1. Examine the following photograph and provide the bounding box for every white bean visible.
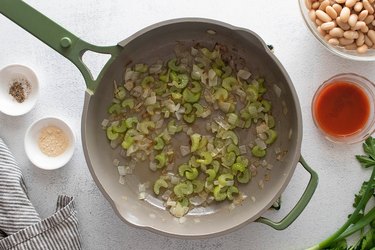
[345,43,357,50]
[332,4,343,15]
[357,44,369,53]
[309,10,317,21]
[336,17,351,30]
[344,30,359,39]
[317,26,327,36]
[340,7,351,22]
[364,15,375,24]
[352,21,366,30]
[367,30,375,44]
[348,14,358,27]
[363,0,374,14]
[312,1,320,9]
[345,0,357,8]
[316,19,324,26]
[329,27,345,37]
[326,6,338,19]
[372,20,375,25]
[316,10,333,22]
[339,37,355,45]
[305,0,312,9]
[321,21,337,30]
[319,0,330,10]
[358,10,369,21]
[370,0,375,3]
[354,2,363,12]
[356,32,365,46]
[365,35,374,47]
[328,38,340,45]
[324,34,333,41]
[335,0,346,3]
[360,24,369,33]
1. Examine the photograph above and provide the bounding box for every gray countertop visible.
[1,0,375,249]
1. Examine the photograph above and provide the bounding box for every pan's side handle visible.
[0,0,122,92]
[256,156,318,230]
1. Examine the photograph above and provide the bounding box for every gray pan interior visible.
[82,18,302,237]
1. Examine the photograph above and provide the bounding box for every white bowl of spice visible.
[25,117,75,170]
[0,64,39,116]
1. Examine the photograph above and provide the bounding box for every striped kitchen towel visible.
[0,138,82,250]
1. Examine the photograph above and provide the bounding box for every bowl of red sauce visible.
[312,73,375,144]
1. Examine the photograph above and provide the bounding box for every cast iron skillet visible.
[0,0,318,238]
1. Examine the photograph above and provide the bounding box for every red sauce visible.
[313,81,370,137]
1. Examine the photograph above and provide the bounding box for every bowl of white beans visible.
[299,0,375,61]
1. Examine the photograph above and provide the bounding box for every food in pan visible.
[102,44,278,217]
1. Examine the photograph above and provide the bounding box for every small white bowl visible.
[25,117,75,170]
[0,64,39,116]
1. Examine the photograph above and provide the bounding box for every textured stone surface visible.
[0,0,374,249]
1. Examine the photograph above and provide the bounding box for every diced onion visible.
[124,69,134,81]
[149,64,162,74]
[180,145,191,157]
[255,138,267,150]
[112,158,120,167]
[144,95,157,106]
[237,69,251,80]
[239,145,247,155]
[101,119,109,128]
[119,175,125,185]
[118,166,126,176]
[149,162,157,171]
[273,84,282,98]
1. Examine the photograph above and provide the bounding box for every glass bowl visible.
[298,0,375,61]
[312,73,375,144]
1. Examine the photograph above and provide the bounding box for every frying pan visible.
[0,0,318,238]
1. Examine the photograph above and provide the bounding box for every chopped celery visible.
[125,117,138,128]
[222,130,239,145]
[192,180,204,193]
[213,186,227,201]
[191,81,202,93]
[138,121,155,134]
[113,120,127,133]
[190,133,202,153]
[231,162,245,174]
[183,88,201,103]
[174,181,193,197]
[265,129,277,145]
[141,76,154,88]
[108,103,121,114]
[227,144,240,156]
[173,74,189,89]
[237,169,251,183]
[121,98,135,109]
[251,145,266,158]
[154,137,165,150]
[196,151,213,165]
[134,63,148,73]
[261,99,272,113]
[222,77,237,91]
[227,186,239,200]
[155,153,166,168]
[106,126,118,141]
[206,169,217,182]
[153,178,168,195]
[115,86,126,100]
[213,87,228,100]
[183,113,196,123]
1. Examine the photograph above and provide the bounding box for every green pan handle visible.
[256,156,318,230]
[0,0,122,92]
